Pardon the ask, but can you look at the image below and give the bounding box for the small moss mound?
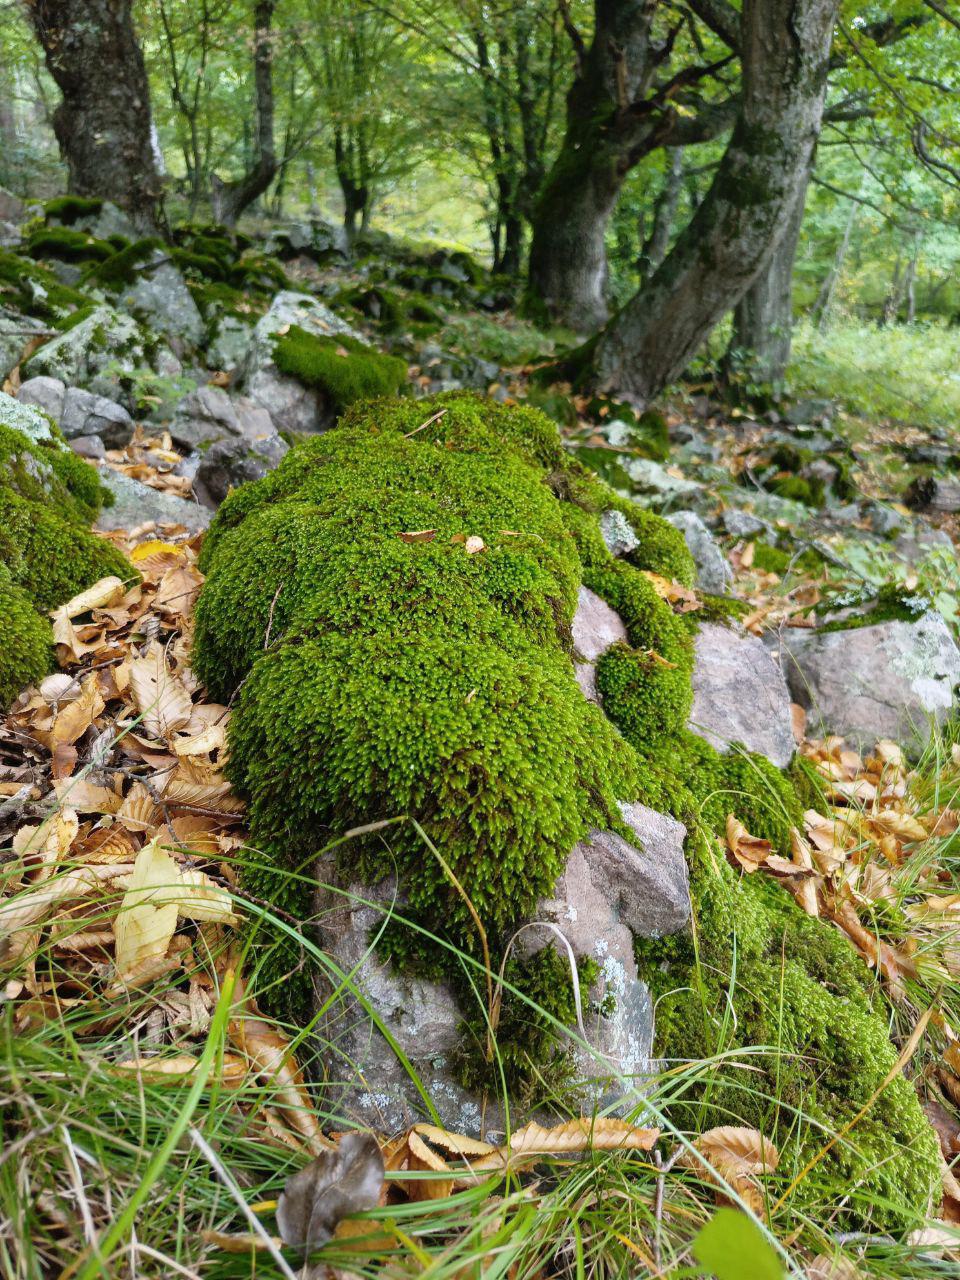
[271,325,408,412]
[0,411,131,703]
[27,228,118,265]
[0,249,93,323]
[84,238,162,289]
[42,196,105,226]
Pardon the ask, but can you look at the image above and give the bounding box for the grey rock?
[168,384,271,449]
[22,305,161,406]
[667,511,732,595]
[17,375,66,424]
[722,509,770,539]
[572,585,628,702]
[625,457,702,501]
[604,419,634,448]
[784,398,834,427]
[69,435,106,460]
[61,387,133,446]
[599,509,639,558]
[208,314,253,370]
[197,432,289,505]
[893,522,954,565]
[690,622,796,767]
[311,801,688,1137]
[0,221,19,248]
[0,309,47,381]
[780,612,960,748]
[866,502,907,539]
[94,467,211,534]
[0,390,58,445]
[239,291,362,432]
[116,252,204,348]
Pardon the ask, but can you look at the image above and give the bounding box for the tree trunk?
[592,0,840,405]
[210,0,277,227]
[726,171,809,388]
[638,150,683,286]
[526,0,658,330]
[27,0,163,230]
[812,198,855,330]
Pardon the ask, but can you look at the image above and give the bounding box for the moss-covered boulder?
[193,392,938,1226]
[0,394,131,704]
[238,291,407,432]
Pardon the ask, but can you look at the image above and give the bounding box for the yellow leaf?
[130,539,181,563]
[114,841,180,975]
[692,1125,779,1176]
[53,576,126,620]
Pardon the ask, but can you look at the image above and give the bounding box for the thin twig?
[653,1145,683,1269]
[403,408,447,439]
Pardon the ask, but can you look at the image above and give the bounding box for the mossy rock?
[27,228,118,266]
[271,325,408,413]
[42,196,105,226]
[0,249,94,324]
[0,396,132,704]
[83,237,163,289]
[192,392,938,1222]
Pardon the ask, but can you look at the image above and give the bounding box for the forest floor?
[5,220,960,1278]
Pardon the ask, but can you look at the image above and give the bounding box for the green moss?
[55,304,100,334]
[42,196,104,226]
[27,228,116,265]
[271,325,408,412]
[0,417,132,705]
[750,540,824,577]
[818,584,932,634]
[193,392,938,1221]
[0,249,94,322]
[636,835,940,1231]
[84,237,162,288]
[768,474,823,506]
[0,562,54,705]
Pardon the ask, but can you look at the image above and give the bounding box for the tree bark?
[592,0,840,405]
[726,170,809,389]
[525,0,658,330]
[812,197,855,330]
[211,0,277,227]
[638,149,684,286]
[27,0,163,230]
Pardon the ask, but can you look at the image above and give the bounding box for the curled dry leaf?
[115,1052,247,1085]
[129,642,193,740]
[276,1132,385,1252]
[53,576,128,621]
[690,1125,780,1177]
[397,528,437,544]
[464,535,485,554]
[726,815,772,873]
[113,842,181,975]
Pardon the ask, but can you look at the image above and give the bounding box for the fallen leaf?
[726,815,772,873]
[276,1132,384,1251]
[129,643,193,739]
[113,841,181,975]
[397,528,437,544]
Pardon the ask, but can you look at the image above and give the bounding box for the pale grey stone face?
[690,621,797,767]
[781,611,960,749]
[667,510,733,595]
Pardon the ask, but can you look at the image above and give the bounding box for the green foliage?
[692,1209,784,1280]
[0,562,54,706]
[0,249,93,323]
[271,324,408,411]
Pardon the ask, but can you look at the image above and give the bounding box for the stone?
[311,802,689,1138]
[599,509,639,558]
[624,457,702,501]
[239,291,362,433]
[208,314,253,371]
[22,306,159,406]
[69,435,106,460]
[893,522,954,565]
[197,433,289,505]
[17,376,66,424]
[0,390,57,445]
[784,397,834,428]
[780,612,960,748]
[604,419,634,448]
[722,509,770,539]
[667,511,732,595]
[0,309,47,381]
[116,252,205,348]
[690,622,796,767]
[94,467,211,534]
[60,387,133,446]
[865,501,907,539]
[906,475,960,515]
[571,585,628,702]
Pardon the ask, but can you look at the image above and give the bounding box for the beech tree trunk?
[727,172,809,388]
[593,0,840,404]
[211,0,277,227]
[27,0,163,230]
[525,1,658,330]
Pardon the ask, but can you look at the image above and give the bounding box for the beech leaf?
[276,1132,384,1251]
